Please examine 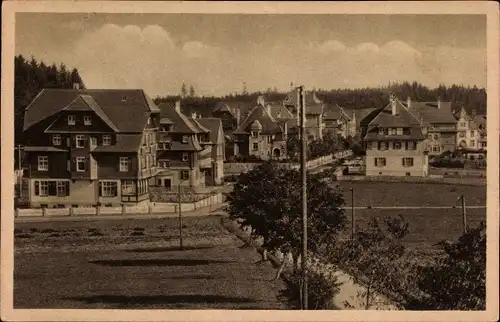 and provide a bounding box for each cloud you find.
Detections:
[22,25,486,96]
